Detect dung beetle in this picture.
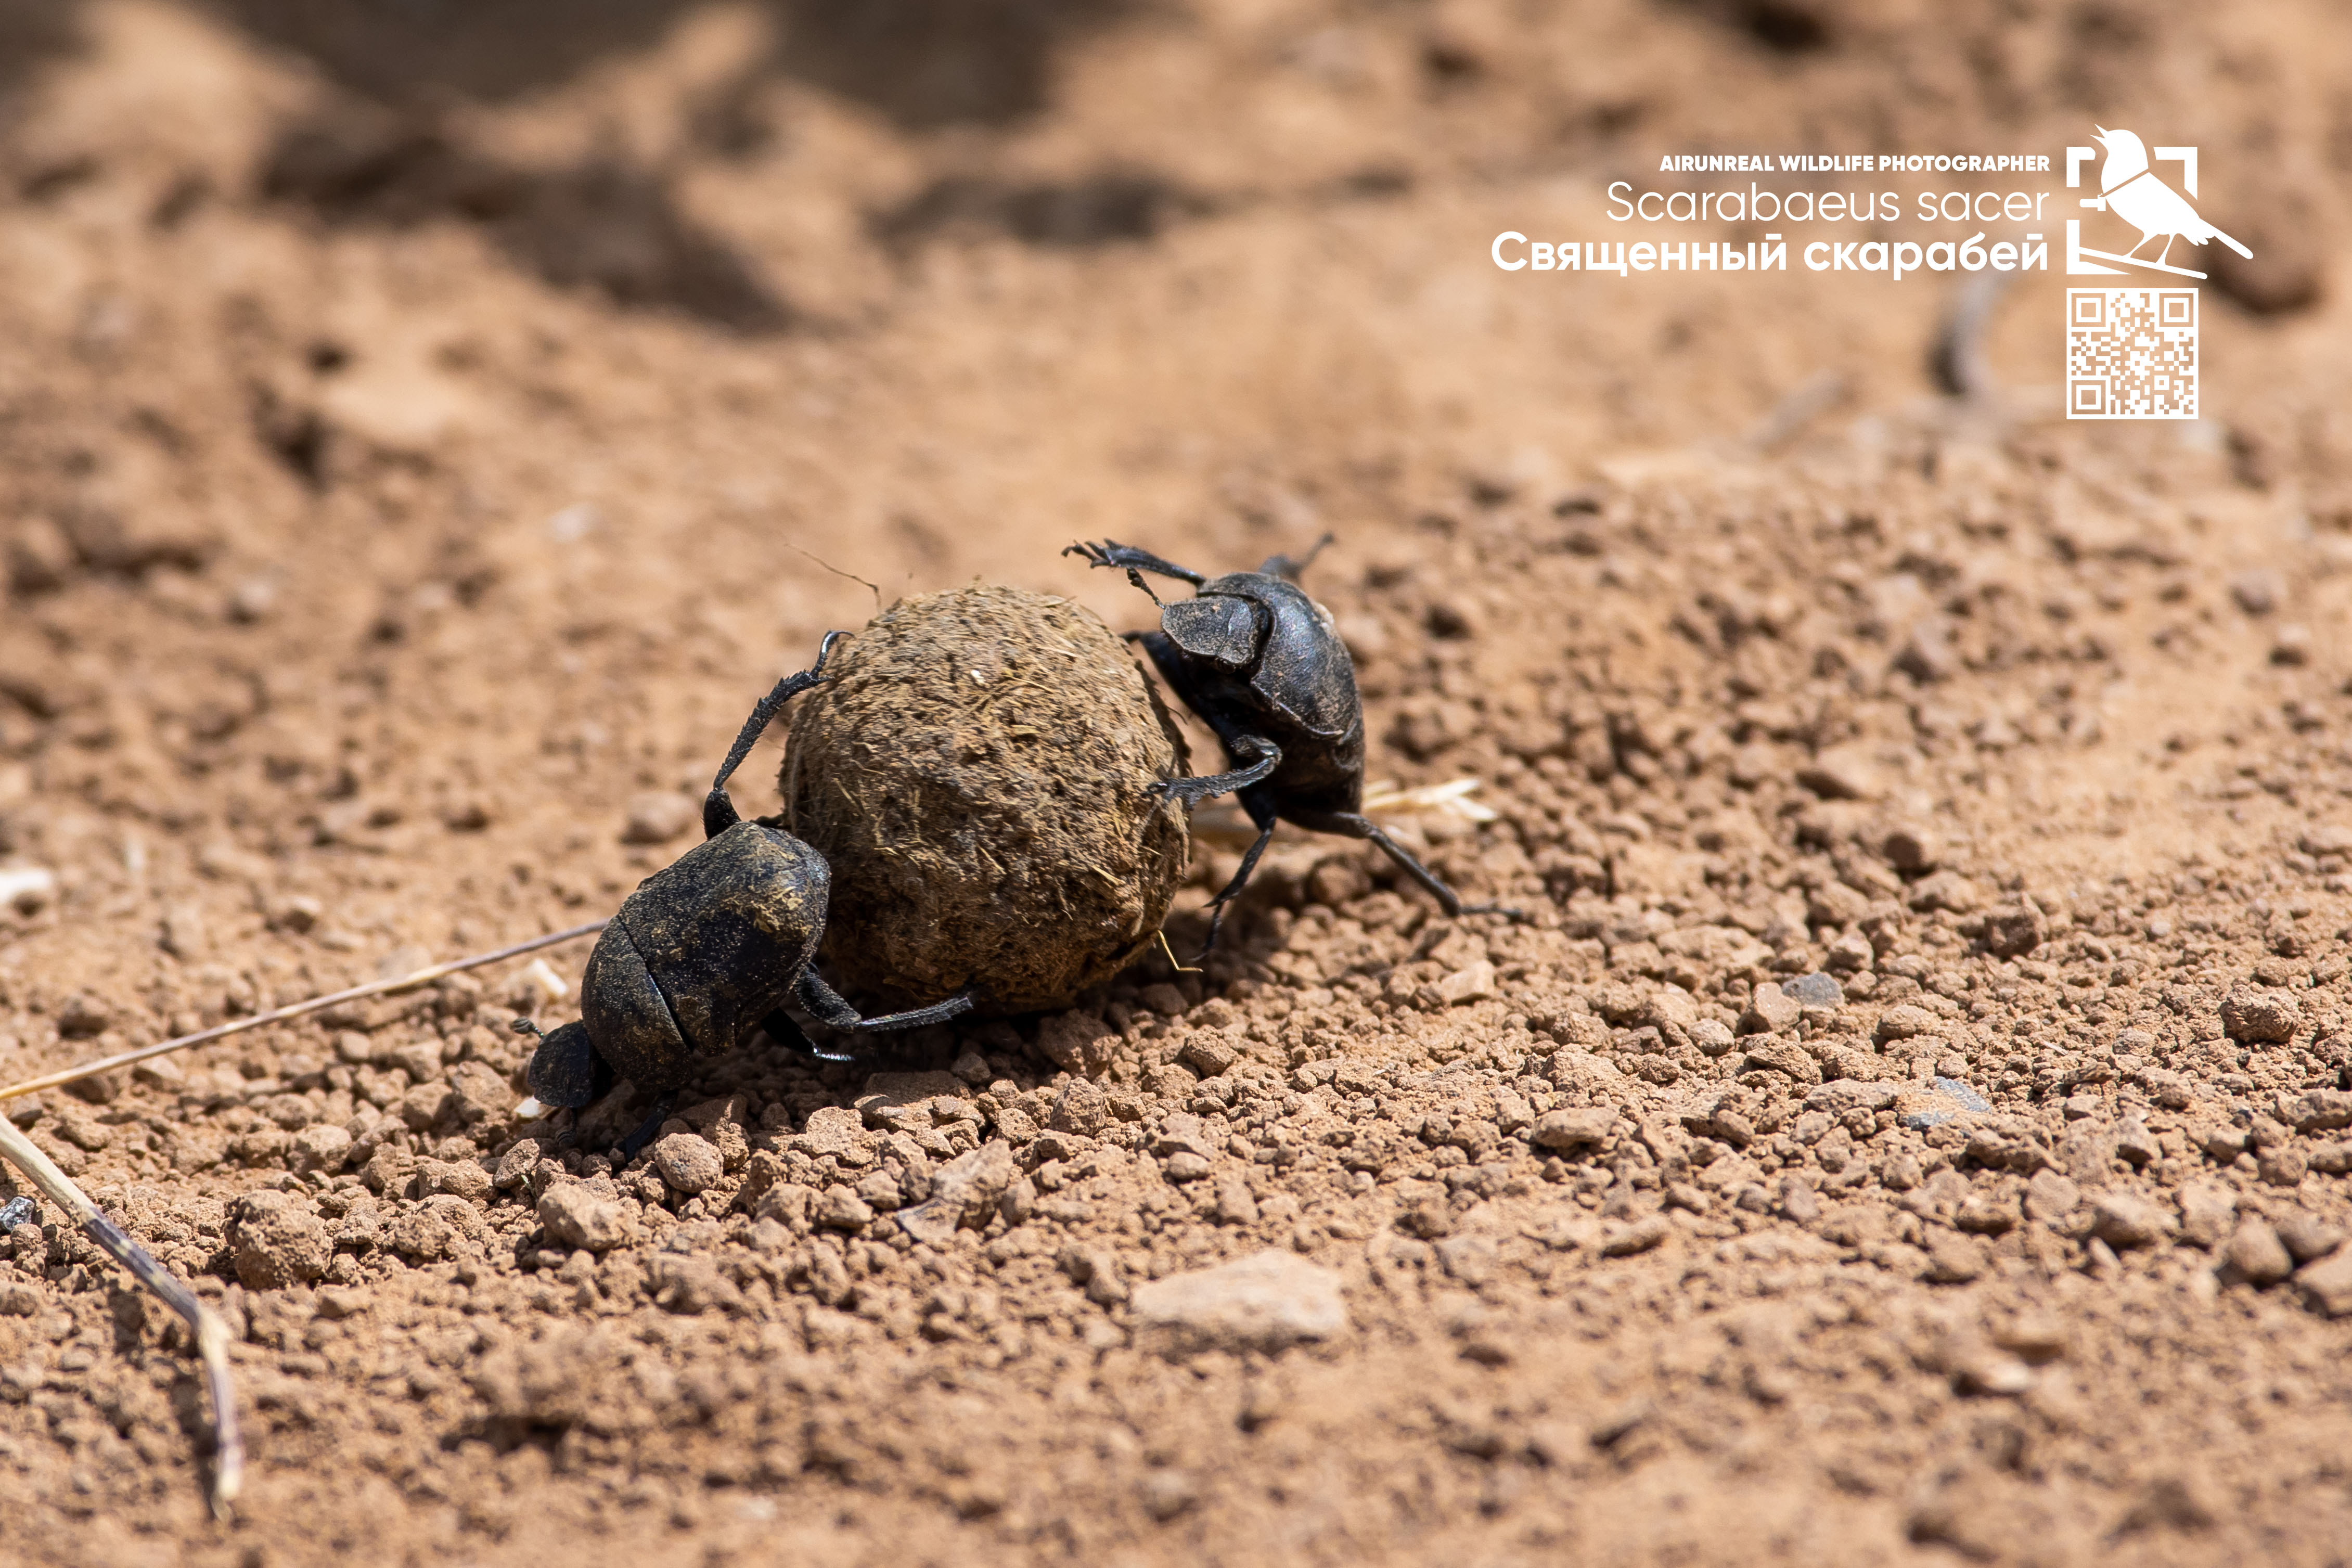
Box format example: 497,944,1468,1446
1066,536,1523,957
516,633,973,1155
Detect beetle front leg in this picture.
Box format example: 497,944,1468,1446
1285,808,1527,922
760,1008,866,1065
1152,736,1281,807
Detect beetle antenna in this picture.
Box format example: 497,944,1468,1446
1124,568,1164,608
510,1017,549,1045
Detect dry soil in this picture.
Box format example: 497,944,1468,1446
3,2,2352,1565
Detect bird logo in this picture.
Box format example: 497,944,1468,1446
2068,127,2251,279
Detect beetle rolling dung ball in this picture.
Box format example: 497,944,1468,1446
781,585,1190,1013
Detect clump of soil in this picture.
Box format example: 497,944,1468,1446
782,585,1189,1012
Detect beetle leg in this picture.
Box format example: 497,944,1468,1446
1193,817,1279,962
794,971,977,1034
616,1093,678,1162
1153,736,1281,806
1284,808,1527,923
1258,531,1335,582
704,630,846,838
1062,539,1210,587
760,1008,866,1064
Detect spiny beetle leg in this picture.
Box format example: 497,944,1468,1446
705,630,844,839
762,1009,867,1065
1258,531,1334,582
1062,539,1209,586
1192,818,1278,962
794,971,977,1034
616,1091,678,1162
1152,737,1280,806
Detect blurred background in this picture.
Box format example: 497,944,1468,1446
1,0,2344,999
0,0,2344,984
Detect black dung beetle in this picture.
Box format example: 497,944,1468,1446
516,633,974,1155
1066,536,1523,957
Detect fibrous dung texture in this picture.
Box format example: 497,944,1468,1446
781,585,1189,1012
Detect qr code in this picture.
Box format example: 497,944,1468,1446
2066,288,2196,420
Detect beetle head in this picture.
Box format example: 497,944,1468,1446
513,1016,615,1113
1160,589,1266,671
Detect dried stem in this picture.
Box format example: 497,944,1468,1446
0,915,610,1514
0,919,607,1104
0,1117,243,1516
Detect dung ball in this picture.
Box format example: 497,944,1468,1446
781,584,1189,1013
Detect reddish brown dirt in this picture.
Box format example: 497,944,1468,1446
3,3,2352,1564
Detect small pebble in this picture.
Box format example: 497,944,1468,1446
2275,1211,2345,1264
819,1186,875,1231
2228,569,2281,616
537,1183,636,1252
1824,931,1875,972
1129,1249,1347,1355
1924,1234,1982,1284
2222,1219,2293,1286
2296,1251,2352,1318
1163,1151,1213,1183
1781,971,1843,1008
1140,1471,1197,1522
1739,983,1802,1035
652,1132,725,1196
1435,960,1496,1005
1600,1215,1669,1257
2090,1193,2172,1250
1531,1106,1617,1152
2176,1182,2238,1247
230,1191,332,1289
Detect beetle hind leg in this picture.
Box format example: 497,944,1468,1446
1258,532,1335,582
757,980,976,1068
1063,539,1210,588
761,1008,867,1065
